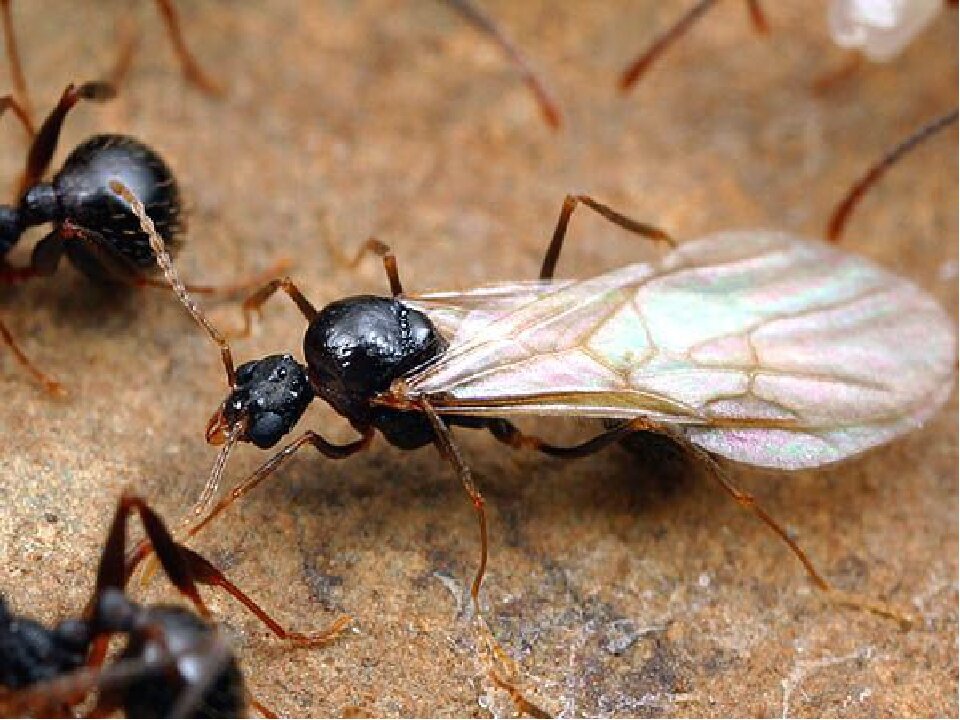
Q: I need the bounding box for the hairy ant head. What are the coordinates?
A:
[207,354,314,449]
[303,295,447,416]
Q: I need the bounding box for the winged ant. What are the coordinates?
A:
[108,107,956,712]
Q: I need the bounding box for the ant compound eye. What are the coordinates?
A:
[246,412,286,449]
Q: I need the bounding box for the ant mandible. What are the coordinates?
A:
[0,491,349,717]
[0,81,286,395]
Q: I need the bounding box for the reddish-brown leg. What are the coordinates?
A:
[620,0,768,92]
[326,235,404,298]
[827,109,959,243]
[0,0,32,131]
[811,50,864,95]
[745,0,769,33]
[620,0,719,91]
[0,315,64,395]
[185,428,375,543]
[540,193,674,280]
[97,492,352,647]
[441,0,561,130]
[418,400,550,718]
[153,0,224,96]
[233,275,320,338]
[19,82,116,197]
[488,417,914,626]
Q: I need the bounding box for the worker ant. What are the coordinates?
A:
[0,491,349,718]
[0,81,286,395]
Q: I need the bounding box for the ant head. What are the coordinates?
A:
[303,295,447,417]
[207,354,314,449]
[117,606,243,718]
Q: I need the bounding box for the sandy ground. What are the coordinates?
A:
[0,1,956,717]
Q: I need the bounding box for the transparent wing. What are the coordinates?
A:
[397,231,956,469]
[406,279,572,344]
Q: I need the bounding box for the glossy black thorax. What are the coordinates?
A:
[47,134,183,281]
[303,295,448,446]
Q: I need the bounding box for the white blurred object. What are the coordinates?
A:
[828,0,943,61]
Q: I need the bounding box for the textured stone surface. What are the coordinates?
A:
[0,1,956,717]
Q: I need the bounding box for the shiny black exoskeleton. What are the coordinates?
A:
[212,294,470,452]
[0,595,89,689]
[221,353,315,449]
[0,134,183,282]
[100,594,243,719]
[0,492,266,718]
[0,589,241,719]
[0,82,182,285]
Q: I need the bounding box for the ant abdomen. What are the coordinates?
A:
[50,134,184,282]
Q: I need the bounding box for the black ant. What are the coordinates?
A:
[0,81,286,395]
[109,110,956,713]
[0,491,349,718]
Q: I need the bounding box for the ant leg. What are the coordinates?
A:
[184,428,375,544]
[540,194,674,280]
[619,0,719,91]
[19,82,116,197]
[327,236,404,297]
[0,229,65,283]
[745,0,769,33]
[441,0,561,130]
[106,13,138,90]
[418,400,550,718]
[826,109,959,243]
[247,692,279,719]
[489,418,914,626]
[0,315,65,395]
[0,0,32,131]
[100,492,352,648]
[153,0,224,96]
[0,93,34,138]
[94,492,211,615]
[619,1,768,92]
[233,276,320,338]
[172,545,353,647]
[488,416,662,458]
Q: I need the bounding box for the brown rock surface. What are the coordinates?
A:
[0,1,955,717]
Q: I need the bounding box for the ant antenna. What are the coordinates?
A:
[827,109,959,243]
[109,180,236,386]
[620,0,768,92]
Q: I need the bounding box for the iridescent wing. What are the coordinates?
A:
[396,231,956,469]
